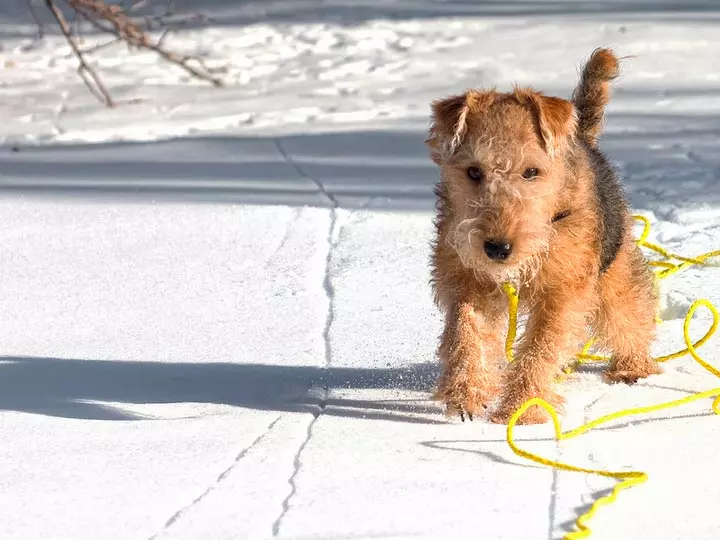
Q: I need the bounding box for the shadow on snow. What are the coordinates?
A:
[2,106,720,214]
[0,355,443,422]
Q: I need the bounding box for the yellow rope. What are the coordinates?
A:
[502,215,720,540]
[572,215,720,364]
[502,281,519,363]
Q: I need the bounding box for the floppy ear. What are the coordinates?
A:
[426,90,496,164]
[425,93,470,165]
[530,95,576,157]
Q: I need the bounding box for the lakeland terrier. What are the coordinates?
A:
[426,48,661,425]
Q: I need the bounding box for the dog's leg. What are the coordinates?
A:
[490,292,590,425]
[435,302,504,420]
[598,245,663,384]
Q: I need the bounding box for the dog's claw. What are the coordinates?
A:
[467,411,474,421]
[459,410,465,422]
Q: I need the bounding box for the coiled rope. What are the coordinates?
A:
[502,215,720,539]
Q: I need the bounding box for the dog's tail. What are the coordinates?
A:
[572,48,620,146]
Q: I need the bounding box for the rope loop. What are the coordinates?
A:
[503,215,720,539]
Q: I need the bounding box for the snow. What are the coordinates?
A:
[1,1,720,539]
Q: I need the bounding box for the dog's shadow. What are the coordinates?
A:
[4,355,711,425]
[0,356,449,423]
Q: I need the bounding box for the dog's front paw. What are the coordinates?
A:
[490,404,550,425]
[435,380,500,422]
[490,392,564,425]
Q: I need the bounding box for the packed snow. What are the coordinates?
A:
[1,1,720,539]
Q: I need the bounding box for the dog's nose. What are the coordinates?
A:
[484,239,512,261]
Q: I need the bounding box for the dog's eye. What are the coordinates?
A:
[467,166,484,182]
[522,167,539,180]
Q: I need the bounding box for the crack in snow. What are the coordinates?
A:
[322,216,339,368]
[549,390,609,538]
[147,415,283,540]
[547,442,560,539]
[685,150,703,166]
[274,137,338,209]
[263,207,302,270]
[271,138,338,537]
[273,136,339,373]
[271,385,327,538]
[271,221,335,535]
[583,391,609,417]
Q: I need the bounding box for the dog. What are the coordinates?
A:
[425,48,661,425]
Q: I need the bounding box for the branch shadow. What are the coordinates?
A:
[5,1,720,40]
[137,0,720,27]
[3,104,720,212]
[0,130,438,210]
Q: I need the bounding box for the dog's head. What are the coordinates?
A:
[426,88,577,283]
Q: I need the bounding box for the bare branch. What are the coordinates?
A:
[67,0,223,87]
[44,0,115,107]
[41,0,223,107]
[81,36,122,55]
[128,0,151,12]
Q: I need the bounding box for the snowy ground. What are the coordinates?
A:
[1,1,720,539]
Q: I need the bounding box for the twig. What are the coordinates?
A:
[81,36,122,55]
[68,0,223,87]
[39,0,222,107]
[44,0,115,106]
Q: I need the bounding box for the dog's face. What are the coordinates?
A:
[427,89,577,283]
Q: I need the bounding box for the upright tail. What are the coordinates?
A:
[572,48,620,146]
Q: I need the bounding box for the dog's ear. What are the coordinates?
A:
[426,91,493,164]
[426,93,469,165]
[531,95,577,157]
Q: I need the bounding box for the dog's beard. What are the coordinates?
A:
[447,218,552,286]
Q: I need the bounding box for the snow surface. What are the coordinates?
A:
[1,1,720,539]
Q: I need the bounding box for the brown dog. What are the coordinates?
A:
[426,48,661,425]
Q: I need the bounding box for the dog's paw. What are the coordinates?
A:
[435,382,500,422]
[489,403,551,425]
[605,361,663,385]
[490,392,564,425]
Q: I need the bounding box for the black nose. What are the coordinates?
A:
[484,239,512,261]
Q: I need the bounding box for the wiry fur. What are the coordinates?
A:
[572,48,620,147]
[427,48,660,425]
